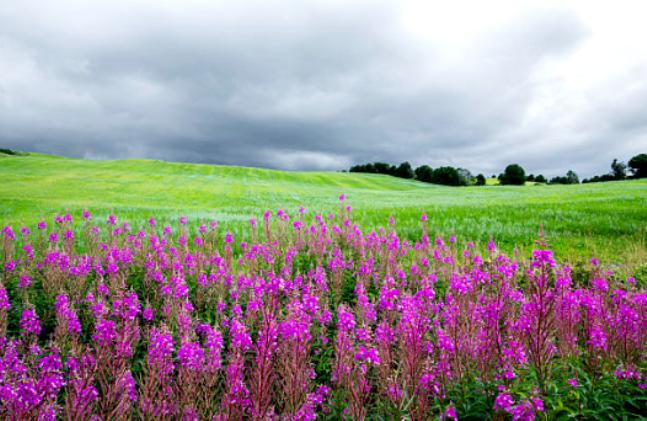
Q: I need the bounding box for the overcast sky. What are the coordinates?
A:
[1,0,646,177]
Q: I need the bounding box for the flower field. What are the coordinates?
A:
[0,197,645,420]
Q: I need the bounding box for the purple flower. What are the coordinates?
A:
[494,393,514,412]
[177,341,205,371]
[18,274,31,288]
[444,406,457,420]
[142,305,154,322]
[354,345,380,366]
[20,308,41,337]
[0,287,10,310]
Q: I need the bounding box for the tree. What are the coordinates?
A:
[475,174,486,186]
[394,162,414,179]
[535,174,546,183]
[431,166,460,186]
[414,165,433,183]
[611,159,626,180]
[549,171,579,185]
[566,170,579,184]
[526,174,535,182]
[549,176,568,184]
[457,168,472,186]
[499,164,526,185]
[374,162,395,176]
[628,153,647,178]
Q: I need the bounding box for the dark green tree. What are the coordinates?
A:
[457,168,472,186]
[499,164,526,185]
[535,174,546,183]
[394,162,414,179]
[566,170,579,184]
[475,174,486,186]
[431,166,460,186]
[611,159,626,180]
[374,162,395,175]
[414,165,433,183]
[628,153,647,178]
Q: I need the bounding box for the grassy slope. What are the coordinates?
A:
[1,153,646,267]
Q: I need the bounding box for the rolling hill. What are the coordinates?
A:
[1,152,646,267]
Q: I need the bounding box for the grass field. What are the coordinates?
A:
[1,152,646,268]
[1,151,646,419]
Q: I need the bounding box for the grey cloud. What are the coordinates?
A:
[1,1,645,177]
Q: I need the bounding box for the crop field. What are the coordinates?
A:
[0,153,646,420]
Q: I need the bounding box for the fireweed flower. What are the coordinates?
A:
[20,308,41,337]
[494,392,514,412]
[443,406,457,420]
[177,340,205,371]
[0,208,644,419]
[142,305,154,322]
[18,274,31,288]
[1,226,15,241]
[0,287,10,310]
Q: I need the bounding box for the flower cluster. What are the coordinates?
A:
[0,204,645,419]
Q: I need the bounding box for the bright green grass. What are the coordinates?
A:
[1,153,646,268]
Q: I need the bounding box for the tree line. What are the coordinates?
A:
[347,153,646,186]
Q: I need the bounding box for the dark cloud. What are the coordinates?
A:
[1,1,646,177]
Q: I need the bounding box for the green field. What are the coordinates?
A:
[1,152,646,268]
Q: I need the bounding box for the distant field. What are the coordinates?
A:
[1,153,646,268]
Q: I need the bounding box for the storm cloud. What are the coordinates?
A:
[1,0,646,177]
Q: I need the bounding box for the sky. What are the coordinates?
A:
[1,0,646,177]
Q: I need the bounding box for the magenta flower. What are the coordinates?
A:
[20,308,41,337]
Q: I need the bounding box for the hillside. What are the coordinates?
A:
[1,153,646,266]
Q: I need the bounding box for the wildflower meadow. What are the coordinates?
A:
[0,195,644,420]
